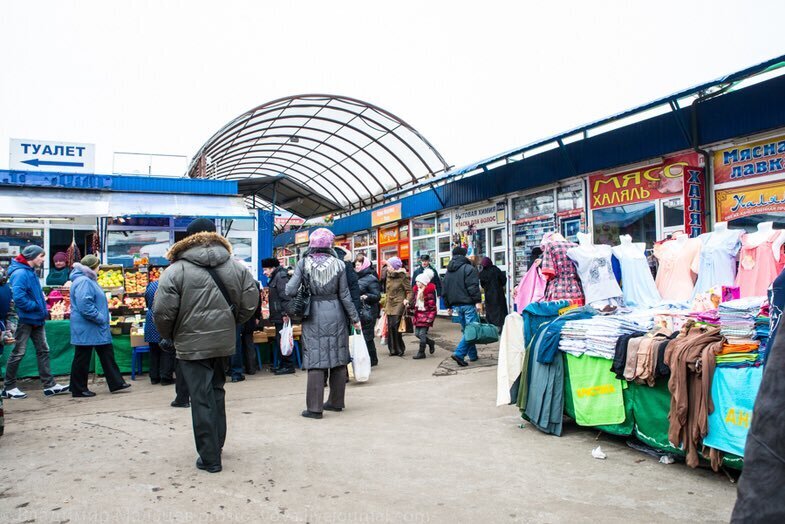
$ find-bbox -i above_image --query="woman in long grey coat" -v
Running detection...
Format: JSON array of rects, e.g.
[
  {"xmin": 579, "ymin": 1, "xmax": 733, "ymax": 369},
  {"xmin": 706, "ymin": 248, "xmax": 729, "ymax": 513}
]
[{"xmin": 286, "ymin": 228, "xmax": 361, "ymax": 419}]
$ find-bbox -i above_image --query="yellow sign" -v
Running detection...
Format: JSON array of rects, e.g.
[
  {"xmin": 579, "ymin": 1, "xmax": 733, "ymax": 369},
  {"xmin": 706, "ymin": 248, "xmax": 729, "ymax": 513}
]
[
  {"xmin": 294, "ymin": 231, "xmax": 309, "ymax": 244},
  {"xmin": 378, "ymin": 225, "xmax": 398, "ymax": 244},
  {"xmin": 715, "ymin": 180, "xmax": 785, "ymax": 222},
  {"xmin": 371, "ymin": 203, "xmax": 402, "ymax": 227}
]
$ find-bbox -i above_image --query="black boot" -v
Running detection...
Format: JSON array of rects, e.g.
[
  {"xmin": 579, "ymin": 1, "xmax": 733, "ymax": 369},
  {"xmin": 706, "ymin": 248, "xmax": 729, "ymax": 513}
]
[
  {"xmin": 413, "ymin": 344, "xmax": 426, "ymax": 359},
  {"xmin": 427, "ymin": 338, "xmax": 435, "ymax": 354}
]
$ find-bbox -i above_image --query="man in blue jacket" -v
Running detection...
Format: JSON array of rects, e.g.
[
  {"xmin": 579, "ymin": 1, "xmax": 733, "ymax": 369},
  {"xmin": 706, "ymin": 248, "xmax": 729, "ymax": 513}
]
[{"xmin": 1, "ymin": 245, "xmax": 69, "ymax": 399}]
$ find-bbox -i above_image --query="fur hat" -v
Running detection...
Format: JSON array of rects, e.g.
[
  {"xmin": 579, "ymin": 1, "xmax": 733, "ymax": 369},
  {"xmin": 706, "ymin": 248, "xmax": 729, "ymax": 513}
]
[
  {"xmin": 186, "ymin": 218, "xmax": 217, "ymax": 237},
  {"xmin": 261, "ymin": 257, "xmax": 280, "ymax": 268}
]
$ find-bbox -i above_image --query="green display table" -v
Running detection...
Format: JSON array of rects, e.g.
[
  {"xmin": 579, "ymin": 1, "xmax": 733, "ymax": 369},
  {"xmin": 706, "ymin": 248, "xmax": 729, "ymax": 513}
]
[
  {"xmin": 562, "ymin": 353, "xmax": 743, "ymax": 469},
  {"xmin": 1, "ymin": 320, "xmax": 143, "ymax": 378}
]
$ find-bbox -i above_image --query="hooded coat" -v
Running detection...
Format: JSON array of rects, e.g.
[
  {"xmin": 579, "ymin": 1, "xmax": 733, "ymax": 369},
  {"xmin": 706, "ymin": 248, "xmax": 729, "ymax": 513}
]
[
  {"xmin": 8, "ymin": 257, "xmax": 48, "ymax": 326},
  {"xmin": 69, "ymin": 263, "xmax": 112, "ymax": 346},
  {"xmin": 384, "ymin": 268, "xmax": 411, "ymax": 316},
  {"xmin": 356, "ymin": 265, "xmax": 381, "ymax": 340},
  {"xmin": 285, "ymin": 253, "xmax": 359, "ymax": 369},
  {"xmin": 479, "ymin": 264, "xmax": 509, "ymax": 329},
  {"xmin": 442, "ymin": 255, "xmax": 481, "ymax": 308},
  {"xmin": 153, "ymin": 232, "xmax": 259, "ymax": 361},
  {"xmin": 266, "ymin": 266, "xmax": 291, "ymax": 324}
]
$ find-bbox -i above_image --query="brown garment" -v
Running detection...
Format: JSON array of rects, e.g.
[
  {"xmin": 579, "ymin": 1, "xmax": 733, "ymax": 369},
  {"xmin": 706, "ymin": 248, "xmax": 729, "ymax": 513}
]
[
  {"xmin": 664, "ymin": 321, "xmax": 723, "ymax": 468},
  {"xmin": 623, "ymin": 337, "xmax": 644, "ymax": 381},
  {"xmin": 635, "ymin": 328, "xmax": 672, "ymax": 386},
  {"xmin": 384, "ymin": 269, "xmax": 411, "ymax": 316}
]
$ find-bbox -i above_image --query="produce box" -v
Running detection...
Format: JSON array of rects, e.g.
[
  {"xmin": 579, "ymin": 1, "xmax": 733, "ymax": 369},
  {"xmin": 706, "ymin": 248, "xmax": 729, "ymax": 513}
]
[
  {"xmin": 148, "ymin": 266, "xmax": 164, "ymax": 282},
  {"xmin": 130, "ymin": 333, "xmax": 146, "ymax": 348},
  {"xmin": 252, "ymin": 331, "xmax": 268, "ymax": 343},
  {"xmin": 123, "ymin": 267, "xmax": 149, "ymax": 294},
  {"xmin": 263, "ymin": 326, "xmax": 277, "ymax": 337},
  {"xmin": 97, "ymin": 265, "xmax": 125, "ymax": 292}
]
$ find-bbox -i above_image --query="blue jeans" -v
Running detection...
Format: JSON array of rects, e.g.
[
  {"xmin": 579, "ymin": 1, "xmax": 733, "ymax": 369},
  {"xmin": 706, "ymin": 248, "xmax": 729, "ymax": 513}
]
[
  {"xmin": 453, "ymin": 305, "xmax": 479, "ymax": 361},
  {"xmin": 231, "ymin": 326, "xmax": 245, "ymax": 378}
]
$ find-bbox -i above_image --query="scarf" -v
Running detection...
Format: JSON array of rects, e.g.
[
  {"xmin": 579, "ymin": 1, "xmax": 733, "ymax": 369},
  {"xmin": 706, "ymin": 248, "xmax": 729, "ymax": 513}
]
[{"xmin": 358, "ymin": 257, "xmax": 371, "ymax": 272}]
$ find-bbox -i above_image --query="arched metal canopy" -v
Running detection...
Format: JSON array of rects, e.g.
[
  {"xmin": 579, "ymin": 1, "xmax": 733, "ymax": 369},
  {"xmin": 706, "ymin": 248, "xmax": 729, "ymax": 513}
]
[{"xmin": 187, "ymin": 94, "xmax": 450, "ymax": 218}]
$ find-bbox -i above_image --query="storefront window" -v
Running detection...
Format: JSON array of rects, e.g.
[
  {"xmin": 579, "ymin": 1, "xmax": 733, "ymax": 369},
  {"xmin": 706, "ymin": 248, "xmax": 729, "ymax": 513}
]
[
  {"xmin": 110, "ymin": 217, "xmax": 170, "ymax": 227},
  {"xmin": 412, "ymin": 237, "xmax": 436, "ymax": 259},
  {"xmin": 412, "ymin": 217, "xmax": 436, "ymax": 237},
  {"xmin": 492, "ymin": 228, "xmax": 504, "ymax": 248},
  {"xmin": 557, "ymin": 182, "xmax": 584, "ymax": 212},
  {"xmin": 353, "ymin": 233, "xmax": 369, "ymax": 248},
  {"xmin": 0, "ymin": 227, "xmax": 45, "ymax": 276},
  {"xmin": 438, "ymin": 216, "xmax": 451, "ymax": 233},
  {"xmin": 50, "ymin": 229, "xmax": 95, "ymax": 265},
  {"xmin": 399, "ymin": 224, "xmax": 409, "ymax": 241},
  {"xmin": 512, "ymin": 189, "xmax": 555, "ymax": 220},
  {"xmin": 662, "ymin": 197, "xmax": 685, "ymax": 229},
  {"xmin": 107, "ymin": 230, "xmax": 171, "ymax": 267},
  {"xmin": 592, "ymin": 203, "xmax": 657, "ymax": 247},
  {"xmin": 438, "ymin": 235, "xmax": 451, "ymax": 253}
]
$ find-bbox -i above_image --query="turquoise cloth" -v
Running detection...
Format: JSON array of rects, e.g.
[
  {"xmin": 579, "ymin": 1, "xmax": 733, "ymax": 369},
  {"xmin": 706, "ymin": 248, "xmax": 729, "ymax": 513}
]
[{"xmin": 704, "ymin": 366, "xmax": 763, "ymax": 457}]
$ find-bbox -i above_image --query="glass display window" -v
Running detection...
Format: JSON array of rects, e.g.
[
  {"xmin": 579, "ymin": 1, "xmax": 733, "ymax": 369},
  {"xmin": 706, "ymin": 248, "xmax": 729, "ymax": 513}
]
[
  {"xmin": 492, "ymin": 227, "xmax": 505, "ymax": 248},
  {"xmin": 512, "ymin": 189, "xmax": 555, "ymax": 220},
  {"xmin": 412, "ymin": 217, "xmax": 436, "ymax": 238},
  {"xmin": 0, "ymin": 227, "xmax": 45, "ymax": 276},
  {"xmin": 399, "ymin": 224, "xmax": 409, "ymax": 241},
  {"xmin": 592, "ymin": 202, "xmax": 657, "ymax": 247},
  {"xmin": 107, "ymin": 230, "xmax": 171, "ymax": 267},
  {"xmin": 557, "ymin": 182, "xmax": 585, "ymax": 212},
  {"xmin": 662, "ymin": 197, "xmax": 685, "ymax": 230},
  {"xmin": 438, "ymin": 216, "xmax": 451, "ymax": 233},
  {"xmin": 353, "ymin": 233, "xmax": 369, "ymax": 248},
  {"xmin": 412, "ymin": 237, "xmax": 436, "ymax": 260}
]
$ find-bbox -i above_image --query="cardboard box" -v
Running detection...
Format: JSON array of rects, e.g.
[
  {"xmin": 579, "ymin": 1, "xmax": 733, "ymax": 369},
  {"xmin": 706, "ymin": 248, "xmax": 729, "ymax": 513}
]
[
  {"xmin": 252, "ymin": 331, "xmax": 268, "ymax": 344},
  {"xmin": 129, "ymin": 334, "xmax": 146, "ymax": 347}
]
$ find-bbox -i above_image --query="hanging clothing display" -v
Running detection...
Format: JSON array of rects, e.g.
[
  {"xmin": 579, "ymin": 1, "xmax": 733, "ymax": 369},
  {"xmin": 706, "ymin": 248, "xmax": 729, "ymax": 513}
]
[
  {"xmin": 612, "ymin": 240, "xmax": 661, "ymax": 308},
  {"xmin": 566, "ymin": 244, "xmax": 622, "ymax": 306},
  {"xmin": 704, "ymin": 366, "xmax": 763, "ymax": 457},
  {"xmin": 514, "ymin": 262, "xmax": 546, "ymax": 313},
  {"xmin": 690, "ymin": 229, "xmax": 743, "ymax": 298},
  {"xmin": 736, "ymin": 231, "xmax": 784, "ymax": 298},
  {"xmin": 540, "ymin": 240, "xmax": 584, "ymax": 303},
  {"xmin": 654, "ymin": 238, "xmax": 701, "ymax": 302}
]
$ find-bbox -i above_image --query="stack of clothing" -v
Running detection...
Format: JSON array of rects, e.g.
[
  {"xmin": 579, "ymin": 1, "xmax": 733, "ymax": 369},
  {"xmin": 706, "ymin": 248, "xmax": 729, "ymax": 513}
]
[
  {"xmin": 559, "ymin": 314, "xmax": 650, "ymax": 360},
  {"xmin": 755, "ymin": 302, "xmax": 771, "ymax": 355},
  {"xmin": 612, "ymin": 326, "xmax": 676, "ymax": 386},
  {"xmin": 691, "ymin": 309, "xmax": 720, "ymax": 326},
  {"xmin": 719, "ymin": 297, "xmax": 767, "ymax": 342}
]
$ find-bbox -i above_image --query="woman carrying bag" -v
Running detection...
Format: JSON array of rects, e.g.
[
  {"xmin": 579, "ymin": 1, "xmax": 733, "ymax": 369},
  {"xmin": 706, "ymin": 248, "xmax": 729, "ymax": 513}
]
[
  {"xmin": 383, "ymin": 257, "xmax": 411, "ymax": 357},
  {"xmin": 69, "ymin": 255, "xmax": 131, "ymax": 397},
  {"xmin": 285, "ymin": 228, "xmax": 361, "ymax": 419},
  {"xmin": 355, "ymin": 254, "xmax": 381, "ymax": 366}
]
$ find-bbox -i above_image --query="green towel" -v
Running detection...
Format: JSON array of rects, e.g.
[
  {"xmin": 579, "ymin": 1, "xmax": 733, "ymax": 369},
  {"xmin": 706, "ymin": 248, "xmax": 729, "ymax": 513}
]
[{"xmin": 565, "ymin": 353, "xmax": 626, "ymax": 426}]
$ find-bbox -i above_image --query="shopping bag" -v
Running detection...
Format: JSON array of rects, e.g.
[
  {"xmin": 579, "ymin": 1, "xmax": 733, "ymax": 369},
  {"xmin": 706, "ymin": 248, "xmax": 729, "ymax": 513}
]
[
  {"xmin": 375, "ymin": 311, "xmax": 386, "ymax": 337},
  {"xmin": 280, "ymin": 319, "xmax": 294, "ymax": 356},
  {"xmin": 463, "ymin": 320, "xmax": 499, "ymax": 344},
  {"xmin": 349, "ymin": 329, "xmax": 371, "ymax": 382}
]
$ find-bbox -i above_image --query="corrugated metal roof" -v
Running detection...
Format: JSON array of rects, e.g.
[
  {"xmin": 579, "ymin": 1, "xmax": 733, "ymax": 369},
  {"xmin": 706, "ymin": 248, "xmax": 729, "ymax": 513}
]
[{"xmin": 111, "ymin": 175, "xmax": 238, "ymax": 195}]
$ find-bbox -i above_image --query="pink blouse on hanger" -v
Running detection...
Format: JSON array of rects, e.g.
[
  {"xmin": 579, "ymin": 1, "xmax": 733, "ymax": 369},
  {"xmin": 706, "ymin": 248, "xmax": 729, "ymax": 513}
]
[{"xmin": 735, "ymin": 231, "xmax": 783, "ymax": 298}]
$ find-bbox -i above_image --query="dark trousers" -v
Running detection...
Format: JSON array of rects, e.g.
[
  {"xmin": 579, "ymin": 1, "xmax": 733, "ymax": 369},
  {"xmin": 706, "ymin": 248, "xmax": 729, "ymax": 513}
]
[
  {"xmin": 173, "ymin": 358, "xmax": 190, "ymax": 405},
  {"xmin": 306, "ymin": 366, "xmax": 347, "ymax": 413},
  {"xmin": 230, "ymin": 326, "xmax": 245, "ymax": 379},
  {"xmin": 4, "ymin": 323, "xmax": 55, "ymax": 389},
  {"xmin": 70, "ymin": 344, "xmax": 125, "ymax": 395},
  {"xmin": 361, "ymin": 323, "xmax": 378, "ymax": 366},
  {"xmin": 179, "ymin": 358, "xmax": 226, "ymax": 467},
  {"xmin": 149, "ymin": 342, "xmax": 175, "ymax": 382},
  {"xmin": 414, "ymin": 326, "xmax": 433, "ymax": 346},
  {"xmin": 386, "ymin": 315, "xmax": 405, "ymax": 355},
  {"xmin": 275, "ymin": 321, "xmax": 294, "ymax": 370}
]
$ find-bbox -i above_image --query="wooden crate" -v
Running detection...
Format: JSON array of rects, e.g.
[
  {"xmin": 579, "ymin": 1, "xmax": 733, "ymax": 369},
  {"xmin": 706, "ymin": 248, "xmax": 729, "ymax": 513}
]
[{"xmin": 252, "ymin": 331, "xmax": 268, "ymax": 344}]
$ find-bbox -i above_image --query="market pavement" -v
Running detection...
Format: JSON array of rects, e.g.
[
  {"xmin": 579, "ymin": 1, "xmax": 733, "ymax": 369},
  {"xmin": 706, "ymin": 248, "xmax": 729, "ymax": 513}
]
[{"xmin": 0, "ymin": 319, "xmax": 737, "ymax": 523}]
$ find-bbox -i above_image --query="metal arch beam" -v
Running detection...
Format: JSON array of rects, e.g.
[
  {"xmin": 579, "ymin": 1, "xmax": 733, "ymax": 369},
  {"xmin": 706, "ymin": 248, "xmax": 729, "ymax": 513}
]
[
  {"xmin": 225, "ymin": 159, "xmax": 358, "ymax": 209},
  {"xmin": 208, "ymin": 131, "xmax": 393, "ymax": 196},
  {"xmin": 236, "ymin": 167, "xmax": 338, "ymax": 211},
  {"xmin": 211, "ymin": 149, "xmax": 377, "ymax": 207},
  {"xmin": 201, "ymin": 114, "xmax": 415, "ymax": 188},
  {"xmin": 190, "ymin": 94, "xmax": 449, "ymax": 177}
]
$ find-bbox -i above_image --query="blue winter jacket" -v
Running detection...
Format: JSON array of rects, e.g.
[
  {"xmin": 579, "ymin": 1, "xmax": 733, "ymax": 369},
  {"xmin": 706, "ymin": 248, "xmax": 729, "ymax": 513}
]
[
  {"xmin": 8, "ymin": 258, "xmax": 48, "ymax": 326},
  {"xmin": 69, "ymin": 263, "xmax": 112, "ymax": 346}
]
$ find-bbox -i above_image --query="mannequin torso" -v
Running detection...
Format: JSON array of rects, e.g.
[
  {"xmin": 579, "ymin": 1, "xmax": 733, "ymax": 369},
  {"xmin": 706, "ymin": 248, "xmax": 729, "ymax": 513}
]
[{"xmin": 743, "ymin": 222, "xmax": 785, "ymax": 261}]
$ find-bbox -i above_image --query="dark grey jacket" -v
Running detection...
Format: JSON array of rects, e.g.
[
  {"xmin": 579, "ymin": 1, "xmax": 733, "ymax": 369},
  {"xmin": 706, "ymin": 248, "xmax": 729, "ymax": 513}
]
[
  {"xmin": 267, "ymin": 266, "xmax": 291, "ymax": 324},
  {"xmin": 285, "ymin": 254, "xmax": 359, "ymax": 369},
  {"xmin": 153, "ymin": 232, "xmax": 259, "ymax": 361}
]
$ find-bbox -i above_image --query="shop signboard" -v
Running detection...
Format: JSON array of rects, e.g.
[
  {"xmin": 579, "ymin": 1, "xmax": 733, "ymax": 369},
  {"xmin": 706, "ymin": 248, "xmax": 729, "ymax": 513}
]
[
  {"xmin": 713, "ymin": 134, "xmax": 785, "ymax": 185},
  {"xmin": 371, "ymin": 203, "xmax": 402, "ymax": 227},
  {"xmin": 275, "ymin": 216, "xmax": 305, "ymax": 231},
  {"xmin": 378, "ymin": 225, "xmax": 398, "ymax": 244},
  {"xmin": 10, "ymin": 138, "xmax": 96, "ymax": 174},
  {"xmin": 453, "ymin": 202, "xmax": 505, "ymax": 231},
  {"xmin": 399, "ymin": 242, "xmax": 410, "ymax": 259},
  {"xmin": 684, "ymin": 167, "xmax": 706, "ymax": 237},
  {"xmin": 589, "ymin": 153, "xmax": 700, "ymax": 210},
  {"xmin": 294, "ymin": 231, "xmax": 309, "ymax": 244},
  {"xmin": 715, "ymin": 180, "xmax": 785, "ymax": 222}
]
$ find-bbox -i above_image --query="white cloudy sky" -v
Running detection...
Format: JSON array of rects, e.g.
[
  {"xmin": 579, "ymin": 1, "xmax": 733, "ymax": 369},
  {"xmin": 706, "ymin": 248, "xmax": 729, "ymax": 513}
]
[{"xmin": 1, "ymin": 0, "xmax": 784, "ymax": 176}]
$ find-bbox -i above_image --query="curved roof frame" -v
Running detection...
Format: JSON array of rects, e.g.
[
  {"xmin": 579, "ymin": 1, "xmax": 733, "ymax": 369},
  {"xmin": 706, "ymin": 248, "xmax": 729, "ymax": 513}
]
[{"xmin": 188, "ymin": 94, "xmax": 450, "ymax": 216}]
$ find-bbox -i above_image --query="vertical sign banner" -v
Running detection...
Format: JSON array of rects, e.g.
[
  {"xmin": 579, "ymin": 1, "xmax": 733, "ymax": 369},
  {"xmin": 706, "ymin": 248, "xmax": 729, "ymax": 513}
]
[
  {"xmin": 371, "ymin": 203, "xmax": 402, "ymax": 227},
  {"xmin": 713, "ymin": 135, "xmax": 785, "ymax": 185},
  {"xmin": 10, "ymin": 138, "xmax": 96, "ymax": 174},
  {"xmin": 684, "ymin": 167, "xmax": 706, "ymax": 237}
]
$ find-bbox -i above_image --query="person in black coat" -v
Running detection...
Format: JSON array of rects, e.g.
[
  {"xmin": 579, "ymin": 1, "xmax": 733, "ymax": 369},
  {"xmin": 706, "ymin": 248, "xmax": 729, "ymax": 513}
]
[
  {"xmin": 334, "ymin": 247, "xmax": 362, "ymax": 316},
  {"xmin": 411, "ymin": 254, "xmax": 442, "ymax": 297},
  {"xmin": 354, "ymin": 254, "xmax": 381, "ymax": 366},
  {"xmin": 479, "ymin": 256, "xmax": 508, "ymax": 331},
  {"xmin": 263, "ymin": 258, "xmax": 294, "ymax": 375}
]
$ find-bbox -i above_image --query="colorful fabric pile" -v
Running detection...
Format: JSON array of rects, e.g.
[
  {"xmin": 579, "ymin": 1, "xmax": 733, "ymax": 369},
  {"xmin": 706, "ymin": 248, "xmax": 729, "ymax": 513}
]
[
  {"xmin": 718, "ymin": 297, "xmax": 767, "ymax": 341},
  {"xmin": 559, "ymin": 314, "xmax": 650, "ymax": 360}
]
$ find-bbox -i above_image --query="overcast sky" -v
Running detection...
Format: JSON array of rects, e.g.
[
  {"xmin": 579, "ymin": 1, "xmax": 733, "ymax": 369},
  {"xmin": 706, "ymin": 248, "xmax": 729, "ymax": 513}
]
[{"xmin": 1, "ymin": 0, "xmax": 784, "ymax": 177}]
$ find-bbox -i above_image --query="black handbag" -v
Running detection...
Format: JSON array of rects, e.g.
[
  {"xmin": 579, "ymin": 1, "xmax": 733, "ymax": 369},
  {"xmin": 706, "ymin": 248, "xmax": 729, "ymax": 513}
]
[
  {"xmin": 286, "ymin": 272, "xmax": 311, "ymax": 320},
  {"xmin": 359, "ymin": 299, "xmax": 374, "ymax": 324}
]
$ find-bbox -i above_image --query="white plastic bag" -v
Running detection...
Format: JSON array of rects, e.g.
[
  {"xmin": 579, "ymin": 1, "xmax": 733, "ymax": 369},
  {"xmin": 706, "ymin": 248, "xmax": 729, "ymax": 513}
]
[
  {"xmin": 280, "ymin": 318, "xmax": 294, "ymax": 356},
  {"xmin": 349, "ymin": 328, "xmax": 371, "ymax": 382}
]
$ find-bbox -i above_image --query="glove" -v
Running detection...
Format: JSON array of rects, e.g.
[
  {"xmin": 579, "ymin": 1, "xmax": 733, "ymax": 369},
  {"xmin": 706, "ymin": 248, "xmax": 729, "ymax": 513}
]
[{"xmin": 159, "ymin": 339, "xmax": 175, "ymax": 353}]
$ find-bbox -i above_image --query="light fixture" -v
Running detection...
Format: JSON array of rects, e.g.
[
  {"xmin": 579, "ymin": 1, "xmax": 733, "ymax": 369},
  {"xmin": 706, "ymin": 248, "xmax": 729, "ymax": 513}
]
[{"xmin": 289, "ymin": 136, "xmax": 299, "ymax": 143}]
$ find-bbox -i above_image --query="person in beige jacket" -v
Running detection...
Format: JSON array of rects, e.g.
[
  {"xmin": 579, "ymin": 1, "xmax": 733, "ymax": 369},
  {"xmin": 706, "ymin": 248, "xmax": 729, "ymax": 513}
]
[
  {"xmin": 154, "ymin": 218, "xmax": 259, "ymax": 473},
  {"xmin": 384, "ymin": 257, "xmax": 411, "ymax": 357}
]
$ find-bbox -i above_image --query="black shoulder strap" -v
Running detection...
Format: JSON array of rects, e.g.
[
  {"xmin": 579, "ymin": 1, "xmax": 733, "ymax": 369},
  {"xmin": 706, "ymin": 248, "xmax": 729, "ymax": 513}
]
[{"xmin": 205, "ymin": 266, "xmax": 237, "ymax": 318}]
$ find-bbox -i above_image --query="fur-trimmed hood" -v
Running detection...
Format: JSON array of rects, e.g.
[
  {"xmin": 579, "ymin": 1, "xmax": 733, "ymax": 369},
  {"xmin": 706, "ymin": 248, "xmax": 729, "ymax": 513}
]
[
  {"xmin": 70, "ymin": 262, "xmax": 97, "ymax": 281},
  {"xmin": 166, "ymin": 231, "xmax": 233, "ymax": 267}
]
